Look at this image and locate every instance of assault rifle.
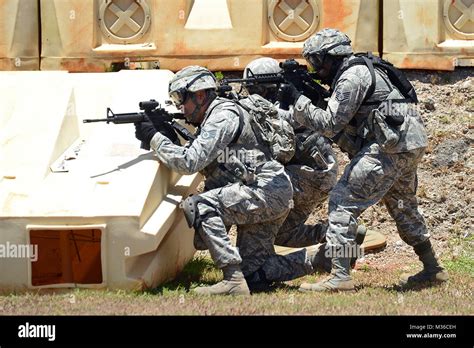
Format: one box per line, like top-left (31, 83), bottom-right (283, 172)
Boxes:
top-left (220, 59), bottom-right (330, 109)
top-left (83, 99), bottom-right (195, 149)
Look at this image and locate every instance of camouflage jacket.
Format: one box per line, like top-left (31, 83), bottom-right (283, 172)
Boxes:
top-left (150, 97), bottom-right (288, 190)
top-left (292, 56), bottom-right (428, 155)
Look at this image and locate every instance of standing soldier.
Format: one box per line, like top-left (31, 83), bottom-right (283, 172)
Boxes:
top-left (280, 29), bottom-right (448, 292)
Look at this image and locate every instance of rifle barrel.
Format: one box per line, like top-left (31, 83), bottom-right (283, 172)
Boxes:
top-left (82, 118), bottom-right (109, 123)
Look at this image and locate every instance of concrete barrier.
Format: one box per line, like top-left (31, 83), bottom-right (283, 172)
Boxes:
top-left (0, 0), bottom-right (39, 70)
top-left (383, 0), bottom-right (474, 70)
top-left (0, 70), bottom-right (200, 290)
top-left (40, 0), bottom-right (380, 72)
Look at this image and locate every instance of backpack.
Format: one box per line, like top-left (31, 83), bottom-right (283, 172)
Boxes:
top-left (334, 52), bottom-right (418, 107)
top-left (236, 94), bottom-right (296, 164)
top-left (331, 53), bottom-right (418, 156)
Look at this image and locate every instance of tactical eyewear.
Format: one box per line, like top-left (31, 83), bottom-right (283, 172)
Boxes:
top-left (169, 89), bottom-right (187, 107)
top-left (308, 54), bottom-right (325, 69)
top-left (169, 72), bottom-right (216, 107)
top-left (306, 41), bottom-right (352, 69)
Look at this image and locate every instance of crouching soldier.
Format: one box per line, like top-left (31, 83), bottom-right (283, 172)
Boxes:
top-left (242, 57), bottom-right (338, 249)
top-left (135, 66), bottom-right (324, 295)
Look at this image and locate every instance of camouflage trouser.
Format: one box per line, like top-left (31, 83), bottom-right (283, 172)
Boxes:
top-left (193, 171), bottom-right (314, 278)
top-left (275, 163), bottom-right (337, 248)
top-left (327, 143), bottom-right (430, 250)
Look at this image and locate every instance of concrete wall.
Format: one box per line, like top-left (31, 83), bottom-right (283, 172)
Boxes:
top-left (37, 0), bottom-right (379, 71)
top-left (0, 0), bottom-right (39, 70)
top-left (0, 70), bottom-right (200, 290)
top-left (1, 0), bottom-right (472, 71)
top-left (384, 0), bottom-right (474, 70)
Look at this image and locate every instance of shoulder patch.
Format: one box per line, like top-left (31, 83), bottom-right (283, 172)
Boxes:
top-left (335, 89), bottom-right (352, 102)
top-left (200, 129), bottom-right (217, 140)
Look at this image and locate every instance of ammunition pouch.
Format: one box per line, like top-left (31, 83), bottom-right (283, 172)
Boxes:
top-left (333, 123), bottom-right (366, 158)
top-left (367, 100), bottom-right (406, 152)
top-left (291, 132), bottom-right (329, 170)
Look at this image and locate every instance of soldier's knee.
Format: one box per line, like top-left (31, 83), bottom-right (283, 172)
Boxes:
top-left (180, 194), bottom-right (218, 230)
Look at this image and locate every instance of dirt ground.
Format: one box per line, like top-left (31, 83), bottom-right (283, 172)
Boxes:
top-left (308, 68), bottom-right (474, 275)
top-left (0, 68), bottom-right (472, 315)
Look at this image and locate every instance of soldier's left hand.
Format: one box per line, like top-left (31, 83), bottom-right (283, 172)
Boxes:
top-left (277, 83), bottom-right (301, 109)
top-left (135, 121), bottom-right (157, 145)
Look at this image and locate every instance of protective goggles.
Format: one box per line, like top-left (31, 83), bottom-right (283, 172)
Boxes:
top-left (169, 72), bottom-right (216, 107)
top-left (169, 89), bottom-right (188, 107)
top-left (307, 53), bottom-right (325, 70)
top-left (306, 41), bottom-right (352, 69)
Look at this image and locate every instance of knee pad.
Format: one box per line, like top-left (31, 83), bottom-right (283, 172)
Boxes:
top-left (180, 194), bottom-right (217, 230)
top-left (180, 194), bottom-right (201, 229)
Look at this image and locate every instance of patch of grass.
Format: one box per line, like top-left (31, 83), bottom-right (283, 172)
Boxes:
top-left (445, 254), bottom-right (474, 276)
top-left (1, 240), bottom-right (473, 315)
top-left (444, 234), bottom-right (474, 276)
top-left (438, 114), bottom-right (451, 125)
top-left (1, 267), bottom-right (472, 315)
top-left (433, 129), bottom-right (450, 139)
top-left (214, 71), bottom-right (224, 81)
top-left (358, 264), bottom-right (371, 272)
top-left (146, 257), bottom-right (221, 295)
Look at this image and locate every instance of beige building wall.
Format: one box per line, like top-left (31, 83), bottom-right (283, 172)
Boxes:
top-left (384, 0), bottom-right (473, 70)
top-left (39, 0), bottom-right (380, 71)
top-left (0, 0), bottom-right (39, 70)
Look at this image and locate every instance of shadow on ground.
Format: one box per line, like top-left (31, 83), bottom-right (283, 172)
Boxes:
top-left (146, 257), bottom-right (220, 294)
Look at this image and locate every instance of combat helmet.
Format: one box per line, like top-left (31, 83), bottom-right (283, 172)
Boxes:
top-left (302, 28), bottom-right (353, 69)
top-left (169, 66), bottom-right (217, 107)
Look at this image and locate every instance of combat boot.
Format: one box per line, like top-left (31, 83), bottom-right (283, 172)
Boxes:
top-left (400, 240), bottom-right (448, 287)
top-left (244, 269), bottom-right (274, 293)
top-left (300, 256), bottom-right (355, 292)
top-left (193, 264), bottom-right (250, 296)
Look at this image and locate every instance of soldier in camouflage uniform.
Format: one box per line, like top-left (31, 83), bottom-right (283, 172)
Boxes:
top-left (135, 66), bottom-right (325, 295)
top-left (243, 57), bottom-right (338, 249)
top-left (240, 58), bottom-right (369, 288)
top-left (242, 59), bottom-right (366, 247)
top-left (281, 28), bottom-right (448, 292)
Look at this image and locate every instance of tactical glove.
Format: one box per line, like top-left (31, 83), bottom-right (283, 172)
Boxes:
top-left (277, 83), bottom-right (301, 110)
top-left (135, 121), bottom-right (157, 150)
top-left (154, 122), bottom-right (180, 145)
